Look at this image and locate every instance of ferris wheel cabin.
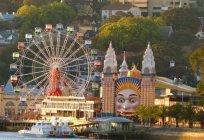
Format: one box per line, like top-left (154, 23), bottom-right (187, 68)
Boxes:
top-left (25, 34), bottom-right (33, 42)
top-left (35, 27), bottom-right (42, 36)
top-left (10, 64), bottom-right (17, 71)
top-left (12, 52), bottom-right (20, 60)
top-left (17, 42), bottom-right (25, 50)
top-left (67, 26), bottom-right (74, 33)
top-left (10, 75), bottom-right (17, 83)
top-left (56, 23), bottom-right (63, 31)
top-left (45, 24), bottom-right (53, 32)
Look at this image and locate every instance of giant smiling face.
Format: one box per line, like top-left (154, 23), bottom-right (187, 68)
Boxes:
top-left (116, 89), bottom-right (139, 115)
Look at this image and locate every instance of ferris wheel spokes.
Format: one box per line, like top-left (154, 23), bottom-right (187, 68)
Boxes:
top-left (17, 65), bottom-right (44, 69)
top-left (25, 74), bottom-right (49, 96)
top-left (20, 72), bottom-right (49, 88)
top-left (21, 54), bottom-right (49, 67)
top-left (18, 69), bottom-right (49, 77)
top-left (33, 40), bottom-right (49, 60)
top-left (63, 70), bottom-right (90, 84)
top-left (40, 34), bottom-right (52, 58)
top-left (62, 38), bottom-right (77, 58)
top-left (48, 32), bottom-right (55, 57)
top-left (26, 46), bottom-right (48, 65)
top-left (62, 44), bottom-right (84, 64)
top-left (61, 73), bottom-right (84, 94)
top-left (59, 33), bottom-right (70, 58)
top-left (61, 53), bottom-right (89, 67)
top-left (56, 32), bottom-right (61, 57)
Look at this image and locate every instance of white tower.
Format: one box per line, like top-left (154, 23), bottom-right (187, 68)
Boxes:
top-left (141, 42), bottom-right (156, 106)
top-left (101, 42), bottom-right (117, 115)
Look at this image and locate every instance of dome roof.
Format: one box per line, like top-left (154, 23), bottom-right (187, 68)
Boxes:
top-left (128, 65), bottom-right (141, 78)
top-left (119, 51), bottom-right (129, 73)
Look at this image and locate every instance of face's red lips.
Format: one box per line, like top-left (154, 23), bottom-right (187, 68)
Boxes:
top-left (118, 112), bottom-right (134, 116)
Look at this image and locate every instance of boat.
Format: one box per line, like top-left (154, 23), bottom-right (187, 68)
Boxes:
top-left (18, 120), bottom-right (55, 137)
top-left (51, 121), bottom-right (77, 138)
top-left (18, 120), bottom-right (77, 138)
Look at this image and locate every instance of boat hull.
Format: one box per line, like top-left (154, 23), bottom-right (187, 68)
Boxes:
top-left (18, 130), bottom-right (50, 137)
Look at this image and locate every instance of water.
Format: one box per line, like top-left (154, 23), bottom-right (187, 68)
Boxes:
top-left (0, 131), bottom-right (91, 140)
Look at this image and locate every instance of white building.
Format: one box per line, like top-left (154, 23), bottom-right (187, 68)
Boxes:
top-left (101, 3), bottom-right (141, 21)
top-left (118, 0), bottom-right (197, 16)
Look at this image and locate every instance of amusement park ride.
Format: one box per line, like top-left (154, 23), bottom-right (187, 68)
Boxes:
top-left (10, 23), bottom-right (101, 108)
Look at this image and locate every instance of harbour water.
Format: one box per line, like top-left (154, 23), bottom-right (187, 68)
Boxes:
top-left (0, 131), bottom-right (90, 140)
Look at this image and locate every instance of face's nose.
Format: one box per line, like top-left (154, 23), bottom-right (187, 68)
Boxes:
top-left (122, 100), bottom-right (129, 110)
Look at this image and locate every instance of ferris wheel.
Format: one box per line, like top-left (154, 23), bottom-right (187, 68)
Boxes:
top-left (10, 23), bottom-right (93, 100)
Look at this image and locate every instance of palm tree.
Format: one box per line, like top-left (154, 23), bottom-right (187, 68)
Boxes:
top-left (183, 104), bottom-right (195, 128)
top-left (196, 110), bottom-right (204, 129)
top-left (134, 105), bottom-right (147, 125)
top-left (169, 103), bottom-right (183, 127)
top-left (146, 106), bottom-right (159, 127)
top-left (157, 105), bottom-right (169, 127)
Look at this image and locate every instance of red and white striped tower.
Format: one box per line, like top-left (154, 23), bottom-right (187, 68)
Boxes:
top-left (141, 42), bottom-right (156, 106)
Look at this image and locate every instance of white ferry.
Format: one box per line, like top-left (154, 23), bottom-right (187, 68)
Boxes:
top-left (18, 121), bottom-right (54, 137)
top-left (18, 120), bottom-right (77, 138)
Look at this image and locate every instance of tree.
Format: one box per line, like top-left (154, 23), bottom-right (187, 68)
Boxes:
top-left (182, 104), bottom-right (195, 128)
top-left (108, 11), bottom-right (133, 22)
top-left (23, 0), bottom-right (51, 6)
top-left (169, 103), bottom-right (183, 127)
top-left (189, 44), bottom-right (204, 95)
top-left (16, 5), bottom-right (40, 32)
top-left (157, 105), bottom-right (168, 126)
top-left (39, 2), bottom-right (76, 25)
top-left (160, 7), bottom-right (200, 33)
top-left (151, 41), bottom-right (187, 77)
top-left (169, 30), bottom-right (195, 46)
top-left (15, 2), bottom-right (76, 36)
top-left (134, 105), bottom-right (147, 125)
top-left (145, 106), bottom-right (159, 126)
top-left (93, 17), bottom-right (162, 53)
top-left (196, 110), bottom-right (204, 129)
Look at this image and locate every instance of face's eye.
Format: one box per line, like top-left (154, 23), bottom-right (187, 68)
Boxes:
top-left (129, 98), bottom-right (137, 103)
top-left (117, 98), bottom-right (125, 103)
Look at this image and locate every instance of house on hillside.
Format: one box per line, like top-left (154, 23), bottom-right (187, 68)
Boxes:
top-left (101, 3), bottom-right (141, 21)
top-left (0, 30), bottom-right (18, 45)
top-left (0, 12), bottom-right (15, 21)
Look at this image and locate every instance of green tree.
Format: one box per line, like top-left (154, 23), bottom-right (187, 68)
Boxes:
top-left (151, 41), bottom-right (187, 77)
top-left (108, 11), bottom-right (133, 22)
top-left (183, 104), bottom-right (195, 128)
top-left (16, 5), bottom-right (40, 32)
top-left (169, 103), bottom-right (183, 127)
top-left (157, 105), bottom-right (168, 126)
top-left (93, 17), bottom-right (162, 53)
top-left (146, 106), bottom-right (159, 126)
top-left (198, 98), bottom-right (204, 106)
top-left (39, 2), bottom-right (76, 25)
top-left (160, 7), bottom-right (200, 33)
top-left (195, 110), bottom-right (204, 129)
top-left (189, 44), bottom-right (204, 95)
top-left (134, 105), bottom-right (147, 125)
top-left (169, 30), bottom-right (195, 46)
top-left (23, 0), bottom-right (52, 6)
top-left (15, 2), bottom-right (76, 37)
